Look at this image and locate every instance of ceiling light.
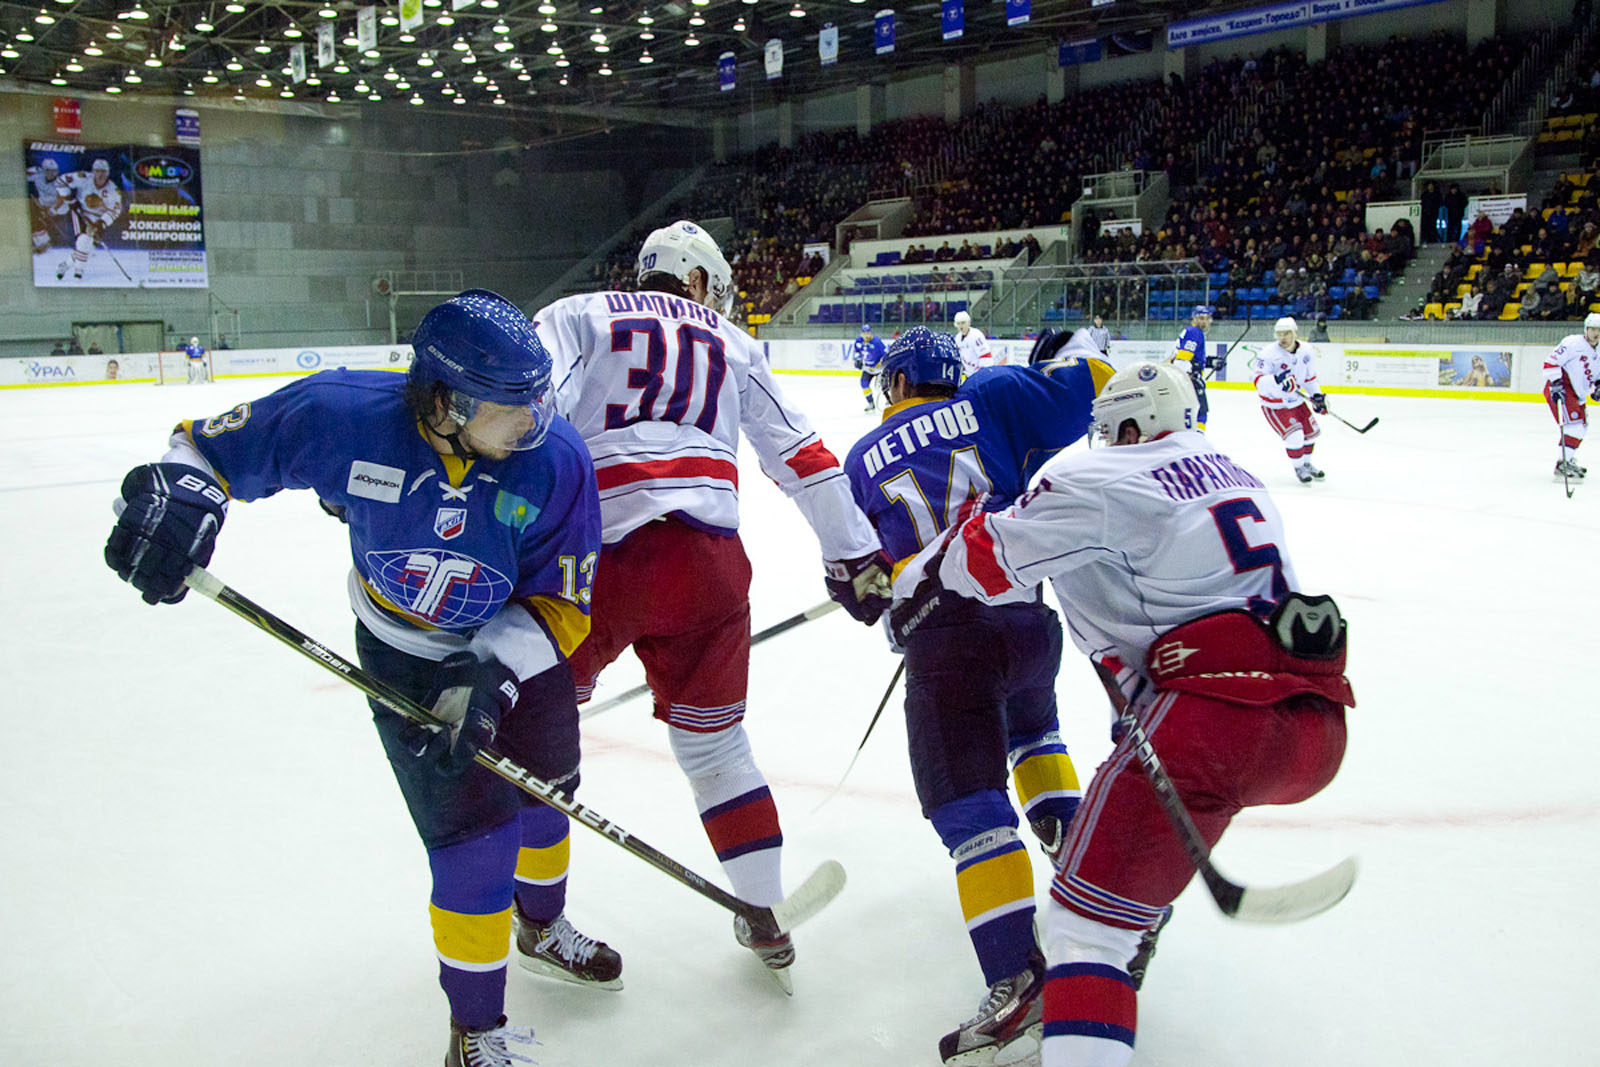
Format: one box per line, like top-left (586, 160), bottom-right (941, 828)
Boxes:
top-left (395, 78), bottom-right (408, 88)
top-left (83, 41), bottom-right (103, 55)
top-left (193, 17), bottom-right (213, 31)
top-left (492, 19), bottom-right (509, 33)
top-left (65, 59), bottom-right (82, 71)
top-left (0, 46), bottom-right (18, 59)
top-left (537, 1), bottom-right (556, 12)
top-left (280, 88), bottom-right (294, 97)
top-left (589, 5), bottom-right (601, 12)
top-left (692, 0), bottom-right (708, 5)
top-left (35, 9), bottom-right (56, 25)
top-left (225, 58), bottom-right (243, 70)
top-left (410, 93), bottom-right (423, 105)
top-left (639, 30), bottom-right (654, 40)
top-left (684, 33), bottom-right (699, 45)
top-left (462, 50), bottom-right (476, 64)
top-left (546, 43), bottom-right (561, 54)
top-left (363, 49), bottom-right (379, 58)
top-left (129, 4), bottom-right (149, 19)
top-left (318, 5), bottom-right (336, 16)
top-left (636, 9), bottom-right (653, 23)
top-left (689, 15), bottom-right (704, 25)
top-left (436, 12), bottom-right (454, 25)
top-left (50, 71), bottom-right (66, 84)
top-left (589, 29), bottom-right (605, 42)
top-left (430, 68), bottom-right (442, 77)
top-left (254, 38), bottom-right (272, 53)
top-left (594, 43), bottom-right (609, 53)
top-left (398, 31), bottom-right (415, 42)
top-left (441, 83), bottom-right (453, 93)
top-left (327, 91), bottom-right (340, 101)
top-left (333, 62), bottom-right (349, 72)
top-left (789, 1), bottom-right (805, 16)
top-left (452, 36), bottom-right (468, 50)
top-left (493, 39), bottom-right (513, 52)
top-left (598, 63), bottom-right (612, 75)
top-left (380, 12), bottom-right (397, 26)
top-left (471, 72), bottom-right (487, 83)
top-left (517, 70), bottom-right (530, 79)
top-left (170, 36), bottom-right (186, 51)
top-left (256, 74), bottom-right (272, 86)
top-left (639, 49), bottom-right (653, 63)
top-left (224, 1), bottom-right (244, 11)
top-left (202, 68), bottom-right (218, 82)
top-left (493, 95), bottom-right (505, 105)
top-left (17, 29), bottom-right (37, 41)
top-left (383, 66), bottom-right (398, 79)
top-left (342, 33), bottom-right (358, 46)
top-left (307, 74), bottom-right (322, 85)
top-left (143, 55), bottom-right (161, 66)
top-left (451, 95), bottom-right (464, 104)
top-left (285, 24), bottom-right (303, 38)
top-left (124, 70), bottom-right (141, 82)
top-left (418, 51), bottom-right (434, 65)
top-left (369, 92), bottom-right (381, 100)
top-left (732, 17), bottom-right (745, 30)
top-left (559, 73), bottom-right (569, 85)
top-left (183, 83), bottom-right (195, 95)
top-left (106, 84), bottom-right (122, 93)
top-left (482, 0), bottom-right (499, 8)
top-left (354, 80), bottom-right (369, 91)
top-left (554, 57), bottom-right (568, 66)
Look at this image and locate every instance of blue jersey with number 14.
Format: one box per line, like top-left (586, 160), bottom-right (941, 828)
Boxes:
top-left (842, 361), bottom-right (1107, 571)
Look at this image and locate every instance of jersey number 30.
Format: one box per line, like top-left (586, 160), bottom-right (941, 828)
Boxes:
top-left (604, 317), bottom-right (727, 433)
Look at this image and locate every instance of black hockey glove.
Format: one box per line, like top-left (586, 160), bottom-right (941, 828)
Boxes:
top-left (888, 574), bottom-right (946, 648)
top-left (1550, 379), bottom-right (1568, 408)
top-left (1273, 368), bottom-right (1298, 393)
top-left (1309, 392), bottom-right (1329, 414)
top-left (105, 462), bottom-right (228, 605)
top-left (1205, 352), bottom-right (1227, 371)
top-left (419, 652), bottom-right (519, 777)
top-left (1027, 328), bottom-right (1073, 366)
top-left (825, 550), bottom-right (894, 624)
top-left (1590, 383), bottom-right (1600, 403)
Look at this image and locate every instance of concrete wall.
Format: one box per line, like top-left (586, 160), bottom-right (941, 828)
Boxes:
top-left (1, 91), bottom-right (695, 356)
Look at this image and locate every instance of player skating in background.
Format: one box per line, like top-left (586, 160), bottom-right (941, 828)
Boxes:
top-left (104, 290), bottom-right (620, 1067)
top-left (55, 157), bottom-right (123, 282)
top-left (841, 327), bottom-right (1113, 1067)
top-left (1169, 304), bottom-right (1214, 430)
top-left (850, 322), bottom-right (887, 411)
top-left (953, 310), bottom-right (994, 380)
top-left (930, 362), bottom-right (1353, 1067)
top-left (26, 156), bottom-right (71, 256)
top-left (184, 336), bottom-right (211, 383)
top-left (1544, 312), bottom-right (1600, 481)
top-left (533, 221), bottom-right (888, 992)
top-left (1252, 316), bottom-right (1329, 483)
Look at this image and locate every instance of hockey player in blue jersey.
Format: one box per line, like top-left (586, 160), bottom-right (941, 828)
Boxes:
top-left (834, 326), bottom-right (1114, 1067)
top-left (104, 290), bottom-right (618, 1067)
top-left (850, 322), bottom-right (887, 411)
top-left (1170, 304), bottom-right (1216, 430)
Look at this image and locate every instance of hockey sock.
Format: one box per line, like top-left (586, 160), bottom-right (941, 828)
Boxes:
top-left (933, 792), bottom-right (1037, 986)
top-left (1041, 904), bottom-right (1142, 1067)
top-left (1562, 434), bottom-right (1583, 462)
top-left (512, 803), bottom-right (570, 923)
top-left (1009, 729), bottom-right (1082, 829)
top-left (670, 725), bottom-right (784, 906)
top-left (426, 820), bottom-right (519, 1030)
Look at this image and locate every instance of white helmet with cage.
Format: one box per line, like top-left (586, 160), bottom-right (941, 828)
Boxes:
top-left (636, 220), bottom-right (734, 315)
top-left (1585, 312), bottom-right (1600, 331)
top-left (1091, 361), bottom-right (1199, 444)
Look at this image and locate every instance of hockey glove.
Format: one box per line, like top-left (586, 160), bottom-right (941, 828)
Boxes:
top-left (1027, 328), bottom-right (1073, 366)
top-left (105, 462), bottom-right (228, 605)
top-left (1309, 392), bottom-right (1329, 414)
top-left (1590, 383), bottom-right (1600, 403)
top-left (1273, 369), bottom-right (1298, 393)
top-left (1550, 379), bottom-right (1568, 408)
top-left (888, 574), bottom-right (946, 648)
top-left (825, 550), bottom-right (894, 625)
top-left (1206, 352), bottom-right (1227, 371)
top-left (420, 652), bottom-right (519, 777)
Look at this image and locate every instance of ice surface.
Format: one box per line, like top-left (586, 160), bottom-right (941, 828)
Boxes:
top-left (3, 375), bottom-right (1594, 1066)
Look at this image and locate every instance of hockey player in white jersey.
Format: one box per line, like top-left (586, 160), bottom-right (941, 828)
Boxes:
top-left (953, 310), bottom-right (994, 379)
top-left (1543, 312), bottom-right (1600, 480)
top-left (532, 220), bottom-right (889, 992)
top-left (27, 156), bottom-right (69, 255)
top-left (917, 361), bottom-right (1352, 1067)
top-left (55, 158), bottom-right (123, 282)
top-left (1252, 316), bottom-right (1329, 483)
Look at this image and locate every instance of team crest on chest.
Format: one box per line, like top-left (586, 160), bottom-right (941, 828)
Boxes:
top-left (434, 507), bottom-right (467, 540)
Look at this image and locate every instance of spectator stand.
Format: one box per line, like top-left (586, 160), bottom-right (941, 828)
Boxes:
top-left (983, 258), bottom-right (1210, 335)
top-left (1411, 133), bottom-right (1535, 210)
top-left (1069, 171), bottom-right (1171, 262)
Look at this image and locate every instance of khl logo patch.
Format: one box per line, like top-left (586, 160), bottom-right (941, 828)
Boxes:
top-left (434, 507), bottom-right (467, 540)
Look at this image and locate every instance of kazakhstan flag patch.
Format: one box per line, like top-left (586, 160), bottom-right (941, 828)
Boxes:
top-left (493, 490), bottom-right (540, 531)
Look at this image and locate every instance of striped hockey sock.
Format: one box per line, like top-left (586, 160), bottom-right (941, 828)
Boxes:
top-left (1041, 962), bottom-right (1137, 1067)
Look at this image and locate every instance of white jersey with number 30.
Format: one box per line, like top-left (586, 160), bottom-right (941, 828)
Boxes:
top-left (533, 290), bottom-right (878, 559)
top-left (937, 431), bottom-right (1298, 699)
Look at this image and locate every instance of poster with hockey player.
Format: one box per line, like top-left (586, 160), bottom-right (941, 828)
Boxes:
top-left (24, 139), bottom-right (208, 289)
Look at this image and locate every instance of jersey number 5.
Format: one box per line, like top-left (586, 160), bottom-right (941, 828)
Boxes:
top-left (1209, 497), bottom-right (1288, 603)
top-left (604, 317), bottom-right (727, 433)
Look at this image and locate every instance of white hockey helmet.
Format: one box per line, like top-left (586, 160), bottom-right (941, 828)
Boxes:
top-left (1585, 312), bottom-right (1600, 331)
top-left (954, 310), bottom-right (972, 328)
top-left (91, 158), bottom-right (109, 173)
top-left (1274, 316), bottom-right (1298, 335)
top-left (1091, 361), bottom-right (1198, 444)
top-left (190, 336), bottom-right (200, 345)
top-left (636, 220), bottom-right (734, 315)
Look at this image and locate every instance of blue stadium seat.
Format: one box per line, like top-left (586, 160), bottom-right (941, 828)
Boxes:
top-left (1328, 286), bottom-right (1346, 301)
top-left (1342, 268), bottom-right (1357, 284)
top-left (1263, 270), bottom-right (1276, 286)
top-left (1362, 285), bottom-right (1380, 300)
top-left (844, 304), bottom-right (863, 323)
top-left (1329, 305), bottom-right (1343, 319)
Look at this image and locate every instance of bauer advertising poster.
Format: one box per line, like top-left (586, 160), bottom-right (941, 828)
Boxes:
top-left (24, 139), bottom-right (208, 289)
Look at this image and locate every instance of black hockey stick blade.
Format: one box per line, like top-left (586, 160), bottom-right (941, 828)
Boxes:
top-left (581, 600), bottom-right (841, 721)
top-left (1206, 855), bottom-right (1359, 924)
top-left (1339, 414), bottom-right (1379, 434)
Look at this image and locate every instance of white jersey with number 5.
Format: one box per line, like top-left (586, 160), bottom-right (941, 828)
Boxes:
top-left (1545, 332), bottom-right (1600, 394)
top-left (533, 290), bottom-right (878, 558)
top-left (936, 431), bottom-right (1297, 701)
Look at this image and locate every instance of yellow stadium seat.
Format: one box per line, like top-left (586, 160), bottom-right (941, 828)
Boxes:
top-left (1561, 262), bottom-right (1581, 277)
top-left (1591, 302), bottom-right (1600, 312)
top-left (1499, 304), bottom-right (1521, 320)
top-left (1539, 132), bottom-right (1558, 144)
top-left (1444, 302), bottom-right (1462, 318)
top-left (1527, 263), bottom-right (1547, 278)
top-left (1424, 302), bottom-right (1445, 320)
top-left (1467, 264), bottom-right (1483, 279)
top-left (1514, 282), bottom-right (1530, 296)
top-left (1456, 283), bottom-right (1473, 297)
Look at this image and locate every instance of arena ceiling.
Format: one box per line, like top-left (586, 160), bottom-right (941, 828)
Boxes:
top-left (0, 0), bottom-right (1253, 127)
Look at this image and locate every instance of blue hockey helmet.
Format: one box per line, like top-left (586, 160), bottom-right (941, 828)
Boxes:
top-left (1191, 304), bottom-right (1214, 319)
top-left (408, 289), bottom-right (555, 452)
top-left (861, 323), bottom-right (873, 334)
top-left (881, 326), bottom-right (961, 399)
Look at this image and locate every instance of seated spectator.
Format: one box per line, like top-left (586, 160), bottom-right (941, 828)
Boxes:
top-left (934, 241), bottom-right (955, 262)
top-left (1519, 282), bottom-right (1541, 320)
top-left (87, 341), bottom-right (103, 354)
top-left (1456, 285), bottom-right (1484, 319)
top-left (1576, 224), bottom-right (1600, 261)
top-left (1468, 211), bottom-right (1494, 255)
top-left (50, 340), bottom-right (65, 355)
top-left (66, 337), bottom-right (84, 355)
top-left (1536, 284), bottom-right (1568, 321)
top-left (1477, 279), bottom-right (1508, 320)
top-left (1576, 260), bottom-right (1600, 306)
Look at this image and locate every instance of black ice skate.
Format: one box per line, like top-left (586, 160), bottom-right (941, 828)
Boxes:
top-left (1126, 906), bottom-right (1172, 991)
top-left (1294, 461), bottom-right (1324, 483)
top-left (938, 950), bottom-right (1046, 1066)
top-left (734, 912), bottom-right (796, 995)
top-left (1555, 458), bottom-right (1587, 480)
top-left (1028, 815), bottom-right (1066, 869)
top-left (444, 1015), bottom-right (537, 1067)
top-left (513, 902), bottom-right (623, 990)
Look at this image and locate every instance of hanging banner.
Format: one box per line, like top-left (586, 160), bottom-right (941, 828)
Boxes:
top-left (400, 0), bottom-right (424, 31)
top-left (819, 23), bottom-right (838, 66)
top-left (764, 38), bottom-right (783, 80)
top-left (357, 6), bottom-right (377, 51)
top-left (1168, 0), bottom-right (1447, 49)
top-left (452, 0), bottom-right (476, 8)
top-left (289, 43), bottom-right (307, 83)
top-left (317, 22), bottom-right (335, 66)
top-left (24, 139), bottom-right (208, 289)
top-left (875, 9), bottom-right (896, 54)
top-left (941, 0), bottom-right (963, 40)
top-left (174, 107), bottom-right (200, 145)
top-left (1058, 37), bottom-right (1102, 66)
top-left (718, 51), bottom-right (737, 91)
top-left (53, 98), bottom-right (81, 138)
top-left (1006, 0), bottom-right (1030, 26)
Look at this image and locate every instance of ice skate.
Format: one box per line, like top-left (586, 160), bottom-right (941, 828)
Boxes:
top-left (1294, 461), bottom-right (1323, 484)
top-left (734, 912), bottom-right (795, 995)
top-left (54, 259), bottom-right (68, 280)
top-left (1302, 461), bottom-right (1324, 481)
top-left (444, 1015), bottom-right (537, 1067)
top-left (513, 902), bottom-right (623, 990)
top-left (1028, 815), bottom-right (1066, 869)
top-left (1126, 906), bottom-right (1172, 991)
top-left (1555, 458), bottom-right (1587, 480)
top-left (938, 950), bottom-right (1046, 1066)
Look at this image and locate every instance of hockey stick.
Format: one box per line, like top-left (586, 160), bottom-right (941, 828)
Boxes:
top-left (811, 658), bottom-right (906, 813)
top-left (97, 239), bottom-right (133, 283)
top-left (1202, 309), bottom-right (1251, 382)
top-left (181, 567), bottom-right (847, 936)
top-left (1561, 443), bottom-right (1575, 499)
top-left (1300, 391), bottom-right (1378, 434)
top-left (1116, 705), bottom-right (1357, 923)
top-left (580, 600), bottom-right (841, 721)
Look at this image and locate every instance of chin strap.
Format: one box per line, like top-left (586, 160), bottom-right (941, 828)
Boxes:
top-left (422, 418), bottom-right (481, 460)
